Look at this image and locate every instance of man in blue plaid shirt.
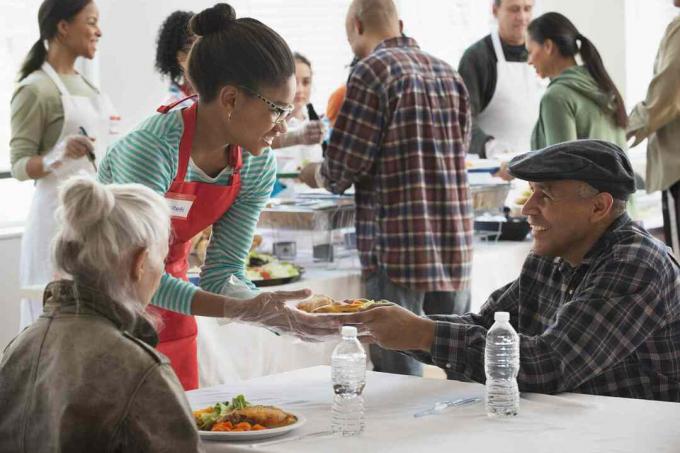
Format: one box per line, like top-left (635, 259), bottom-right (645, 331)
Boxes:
top-left (338, 140), bottom-right (680, 401)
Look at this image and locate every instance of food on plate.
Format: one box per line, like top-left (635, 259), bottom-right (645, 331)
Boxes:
top-left (296, 294), bottom-right (335, 313)
top-left (193, 395), bottom-right (298, 432)
top-left (245, 252), bottom-right (300, 282)
top-left (247, 251), bottom-right (275, 267)
top-left (297, 295), bottom-right (393, 313)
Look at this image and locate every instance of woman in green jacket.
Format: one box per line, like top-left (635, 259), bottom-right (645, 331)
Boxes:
top-left (527, 12), bottom-right (627, 150)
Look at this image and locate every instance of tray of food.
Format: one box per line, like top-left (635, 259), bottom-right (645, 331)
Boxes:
top-left (258, 196), bottom-right (355, 231)
top-left (470, 183), bottom-right (511, 212)
top-left (246, 252), bottom-right (303, 287)
top-left (296, 294), bottom-right (393, 313)
top-left (194, 394), bottom-right (304, 441)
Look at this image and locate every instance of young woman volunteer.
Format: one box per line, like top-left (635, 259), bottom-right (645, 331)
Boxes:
top-left (527, 12), bottom-right (628, 149)
top-left (10, 0), bottom-right (118, 328)
top-left (98, 3), bottom-right (327, 390)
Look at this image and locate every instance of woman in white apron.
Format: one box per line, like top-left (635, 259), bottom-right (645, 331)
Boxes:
top-left (271, 53), bottom-right (325, 196)
top-left (10, 0), bottom-right (118, 328)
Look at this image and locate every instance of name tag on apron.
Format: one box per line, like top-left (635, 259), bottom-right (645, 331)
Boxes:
top-left (166, 193), bottom-right (196, 220)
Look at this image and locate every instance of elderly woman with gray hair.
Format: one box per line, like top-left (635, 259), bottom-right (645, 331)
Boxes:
top-left (0, 176), bottom-right (206, 451)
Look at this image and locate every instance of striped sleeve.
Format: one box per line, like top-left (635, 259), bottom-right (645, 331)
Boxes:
top-left (199, 149), bottom-right (276, 296)
top-left (97, 122), bottom-right (199, 314)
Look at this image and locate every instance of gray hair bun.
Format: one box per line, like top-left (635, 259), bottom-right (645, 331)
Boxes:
top-left (58, 175), bottom-right (115, 240)
top-left (190, 3), bottom-right (236, 37)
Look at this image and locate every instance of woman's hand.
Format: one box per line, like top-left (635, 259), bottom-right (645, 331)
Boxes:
top-left (298, 120), bottom-right (326, 145)
top-left (232, 289), bottom-right (343, 341)
top-left (63, 135), bottom-right (95, 160)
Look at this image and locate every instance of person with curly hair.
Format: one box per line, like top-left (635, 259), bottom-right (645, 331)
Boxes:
top-left (155, 10), bottom-right (196, 105)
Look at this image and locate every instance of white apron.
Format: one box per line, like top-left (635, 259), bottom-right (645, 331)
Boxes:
top-left (274, 115), bottom-right (323, 173)
top-left (476, 30), bottom-right (545, 155)
top-left (19, 62), bottom-right (118, 329)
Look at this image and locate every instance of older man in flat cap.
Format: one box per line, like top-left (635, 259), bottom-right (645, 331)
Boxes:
top-left (329, 139), bottom-right (680, 402)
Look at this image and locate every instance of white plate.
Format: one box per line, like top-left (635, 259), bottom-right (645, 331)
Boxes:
top-left (199, 414), bottom-right (306, 442)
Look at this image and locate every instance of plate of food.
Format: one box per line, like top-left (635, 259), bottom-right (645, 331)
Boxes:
top-left (297, 294), bottom-right (394, 313)
top-left (194, 394), bottom-right (305, 441)
top-left (246, 252), bottom-right (303, 287)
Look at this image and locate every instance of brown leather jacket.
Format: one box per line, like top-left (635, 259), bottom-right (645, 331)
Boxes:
top-left (0, 280), bottom-right (204, 452)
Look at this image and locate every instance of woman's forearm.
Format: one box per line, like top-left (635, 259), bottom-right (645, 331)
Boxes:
top-left (25, 155), bottom-right (50, 180)
top-left (190, 289), bottom-right (247, 318)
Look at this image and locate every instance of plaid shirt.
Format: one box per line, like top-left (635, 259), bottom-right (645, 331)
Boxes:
top-left (321, 37), bottom-right (473, 292)
top-left (410, 214), bottom-right (680, 401)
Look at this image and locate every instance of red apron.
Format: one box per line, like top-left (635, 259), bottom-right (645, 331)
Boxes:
top-left (151, 97), bottom-right (242, 390)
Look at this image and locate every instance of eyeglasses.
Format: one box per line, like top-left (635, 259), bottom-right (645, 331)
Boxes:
top-left (239, 85), bottom-right (294, 125)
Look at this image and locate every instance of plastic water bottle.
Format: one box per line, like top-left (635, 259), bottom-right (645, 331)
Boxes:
top-left (485, 312), bottom-right (520, 417)
top-left (331, 325), bottom-right (366, 436)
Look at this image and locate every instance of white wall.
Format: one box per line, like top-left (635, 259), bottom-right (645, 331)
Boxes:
top-left (96, 0), bottom-right (353, 133)
top-left (539, 0), bottom-right (627, 97)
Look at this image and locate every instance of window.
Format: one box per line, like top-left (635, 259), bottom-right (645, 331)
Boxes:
top-left (0, 0), bottom-right (42, 227)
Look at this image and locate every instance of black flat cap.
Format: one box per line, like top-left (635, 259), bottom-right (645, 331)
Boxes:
top-left (507, 140), bottom-right (636, 200)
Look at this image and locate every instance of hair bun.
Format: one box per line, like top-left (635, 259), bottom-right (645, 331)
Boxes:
top-left (58, 175), bottom-right (115, 240)
top-left (190, 3), bottom-right (236, 37)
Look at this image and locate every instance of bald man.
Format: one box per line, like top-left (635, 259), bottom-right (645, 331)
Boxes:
top-left (300, 0), bottom-right (473, 376)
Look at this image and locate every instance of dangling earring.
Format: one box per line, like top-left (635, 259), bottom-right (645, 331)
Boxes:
top-left (228, 111), bottom-right (232, 121)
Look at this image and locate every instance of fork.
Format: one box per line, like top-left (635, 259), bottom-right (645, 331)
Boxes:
top-left (413, 396), bottom-right (481, 418)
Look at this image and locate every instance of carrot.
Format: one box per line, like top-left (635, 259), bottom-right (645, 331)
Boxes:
top-left (211, 421), bottom-right (233, 432)
top-left (252, 424), bottom-right (266, 431)
top-left (235, 422), bottom-right (252, 431)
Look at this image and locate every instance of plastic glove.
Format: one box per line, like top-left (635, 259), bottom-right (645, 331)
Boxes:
top-left (299, 120), bottom-right (326, 145)
top-left (42, 135), bottom-right (95, 173)
top-left (484, 139), bottom-right (514, 159)
top-left (227, 289), bottom-right (344, 342)
top-left (283, 120), bottom-right (326, 146)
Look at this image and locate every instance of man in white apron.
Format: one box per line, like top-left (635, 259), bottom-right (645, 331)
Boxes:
top-left (19, 62), bottom-right (118, 328)
top-left (458, 0), bottom-right (544, 159)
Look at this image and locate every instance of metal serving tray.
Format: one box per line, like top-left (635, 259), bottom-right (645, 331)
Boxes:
top-left (258, 195), bottom-right (355, 231)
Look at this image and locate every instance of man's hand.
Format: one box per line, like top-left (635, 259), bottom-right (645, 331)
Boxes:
top-left (299, 162), bottom-right (322, 188)
top-left (493, 161), bottom-right (514, 181)
top-left (338, 305), bottom-right (436, 352)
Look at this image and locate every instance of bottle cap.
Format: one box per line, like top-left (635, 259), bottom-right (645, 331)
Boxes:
top-left (494, 312), bottom-right (510, 322)
top-left (341, 325), bottom-right (358, 337)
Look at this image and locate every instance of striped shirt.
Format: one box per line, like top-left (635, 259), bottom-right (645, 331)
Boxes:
top-left (98, 109), bottom-right (275, 314)
top-left (410, 214), bottom-right (680, 402)
top-left (321, 36), bottom-right (473, 292)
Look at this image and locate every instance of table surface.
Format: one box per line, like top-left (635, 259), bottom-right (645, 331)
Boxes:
top-left (187, 366), bottom-right (680, 453)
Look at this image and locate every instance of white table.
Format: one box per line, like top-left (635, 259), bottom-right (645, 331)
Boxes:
top-left (186, 366), bottom-right (680, 453)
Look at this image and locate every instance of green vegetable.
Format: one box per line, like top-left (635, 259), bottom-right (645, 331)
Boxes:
top-left (195, 395), bottom-right (251, 430)
top-left (230, 394), bottom-right (250, 410)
